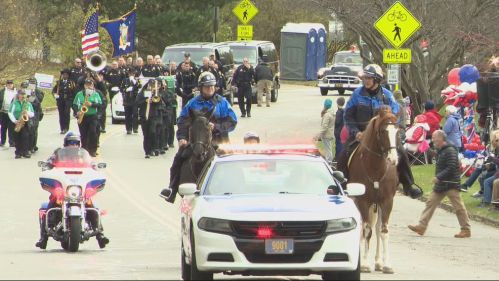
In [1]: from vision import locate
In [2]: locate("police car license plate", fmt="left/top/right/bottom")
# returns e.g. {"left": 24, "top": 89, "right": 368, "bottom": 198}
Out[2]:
{"left": 265, "top": 239, "right": 294, "bottom": 254}
{"left": 335, "top": 83, "right": 343, "bottom": 88}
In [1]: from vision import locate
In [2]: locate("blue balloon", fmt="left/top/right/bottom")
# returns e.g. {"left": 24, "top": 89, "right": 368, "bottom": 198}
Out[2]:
{"left": 458, "top": 64, "right": 480, "bottom": 83}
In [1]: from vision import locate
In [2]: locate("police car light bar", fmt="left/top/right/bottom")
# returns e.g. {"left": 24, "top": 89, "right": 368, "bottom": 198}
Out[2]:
{"left": 217, "top": 144, "right": 320, "bottom": 156}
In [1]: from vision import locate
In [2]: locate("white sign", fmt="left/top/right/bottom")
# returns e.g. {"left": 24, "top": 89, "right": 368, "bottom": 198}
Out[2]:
{"left": 34, "top": 73, "right": 54, "bottom": 89}
{"left": 387, "top": 68, "right": 399, "bottom": 84}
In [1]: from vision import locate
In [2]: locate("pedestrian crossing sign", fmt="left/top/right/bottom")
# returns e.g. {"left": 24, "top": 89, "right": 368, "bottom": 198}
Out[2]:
{"left": 374, "top": 1, "right": 421, "bottom": 49}
{"left": 233, "top": 0, "right": 259, "bottom": 25}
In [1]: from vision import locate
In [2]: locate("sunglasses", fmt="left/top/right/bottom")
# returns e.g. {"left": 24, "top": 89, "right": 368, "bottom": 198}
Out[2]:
{"left": 67, "top": 140, "right": 80, "bottom": 146}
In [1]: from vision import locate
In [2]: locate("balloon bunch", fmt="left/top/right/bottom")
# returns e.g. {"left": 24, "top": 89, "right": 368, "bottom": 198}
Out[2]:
{"left": 463, "top": 134, "right": 486, "bottom": 152}
{"left": 441, "top": 65, "right": 480, "bottom": 107}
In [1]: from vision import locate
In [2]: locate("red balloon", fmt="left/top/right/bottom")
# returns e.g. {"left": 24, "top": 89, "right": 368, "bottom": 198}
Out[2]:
{"left": 448, "top": 68, "right": 461, "bottom": 85}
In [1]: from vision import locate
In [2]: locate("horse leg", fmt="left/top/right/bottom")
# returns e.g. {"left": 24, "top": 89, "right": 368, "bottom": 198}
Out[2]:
{"left": 380, "top": 200, "right": 395, "bottom": 274}
{"left": 374, "top": 207, "right": 383, "bottom": 272}
{"left": 360, "top": 204, "right": 376, "bottom": 273}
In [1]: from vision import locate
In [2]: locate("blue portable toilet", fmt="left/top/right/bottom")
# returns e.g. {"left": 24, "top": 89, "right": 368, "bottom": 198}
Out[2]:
{"left": 280, "top": 23, "right": 325, "bottom": 81}
{"left": 316, "top": 27, "right": 327, "bottom": 69}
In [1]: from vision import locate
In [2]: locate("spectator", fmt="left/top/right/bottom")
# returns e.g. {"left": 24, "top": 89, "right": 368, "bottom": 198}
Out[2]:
{"left": 393, "top": 90, "right": 408, "bottom": 140}
{"left": 404, "top": 114, "right": 430, "bottom": 155}
{"left": 314, "top": 99, "right": 335, "bottom": 165}
{"left": 334, "top": 97, "right": 345, "bottom": 159}
{"left": 408, "top": 130, "right": 471, "bottom": 238}
{"left": 422, "top": 100, "right": 442, "bottom": 136}
{"left": 254, "top": 58, "right": 273, "bottom": 107}
{"left": 480, "top": 136, "right": 499, "bottom": 208}
{"left": 443, "top": 105, "right": 462, "bottom": 149}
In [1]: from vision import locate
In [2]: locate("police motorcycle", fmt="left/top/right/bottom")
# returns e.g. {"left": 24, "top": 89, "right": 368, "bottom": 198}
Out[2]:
{"left": 37, "top": 147, "right": 108, "bottom": 252}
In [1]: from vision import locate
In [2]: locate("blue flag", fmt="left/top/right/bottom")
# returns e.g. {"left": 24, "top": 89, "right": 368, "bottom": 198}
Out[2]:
{"left": 100, "top": 10, "right": 136, "bottom": 57}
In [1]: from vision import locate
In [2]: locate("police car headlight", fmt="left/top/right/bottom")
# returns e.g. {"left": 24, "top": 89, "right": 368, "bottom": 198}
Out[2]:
{"left": 198, "top": 217, "right": 232, "bottom": 234}
{"left": 66, "top": 185, "right": 82, "bottom": 200}
{"left": 325, "top": 218, "right": 357, "bottom": 233}
{"left": 322, "top": 77, "right": 328, "bottom": 83}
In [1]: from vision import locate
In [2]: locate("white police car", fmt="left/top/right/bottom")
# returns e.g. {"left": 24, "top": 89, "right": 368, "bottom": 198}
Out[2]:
{"left": 178, "top": 145, "right": 365, "bottom": 280}
{"left": 110, "top": 86, "right": 125, "bottom": 124}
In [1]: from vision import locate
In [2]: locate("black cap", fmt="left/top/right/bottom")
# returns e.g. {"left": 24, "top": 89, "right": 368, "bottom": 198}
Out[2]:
{"left": 20, "top": 81, "right": 29, "bottom": 88}
{"left": 60, "top": 68, "right": 71, "bottom": 75}
{"left": 6, "top": 80, "right": 14, "bottom": 84}
{"left": 184, "top": 52, "right": 191, "bottom": 58}
{"left": 17, "top": 89, "right": 26, "bottom": 95}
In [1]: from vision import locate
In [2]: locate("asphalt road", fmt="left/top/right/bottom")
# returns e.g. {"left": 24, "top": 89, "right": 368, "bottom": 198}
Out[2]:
{"left": 0, "top": 85, "right": 498, "bottom": 280}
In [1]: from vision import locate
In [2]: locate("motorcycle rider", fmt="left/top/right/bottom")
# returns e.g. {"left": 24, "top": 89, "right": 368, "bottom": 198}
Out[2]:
{"left": 35, "top": 132, "right": 110, "bottom": 249}
{"left": 159, "top": 72, "right": 238, "bottom": 203}
{"left": 337, "top": 64, "right": 423, "bottom": 199}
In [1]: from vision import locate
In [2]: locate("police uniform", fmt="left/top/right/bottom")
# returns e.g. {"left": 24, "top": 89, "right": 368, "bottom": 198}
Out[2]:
{"left": 233, "top": 64, "right": 255, "bottom": 117}
{"left": 52, "top": 69, "right": 76, "bottom": 133}
{"left": 120, "top": 75, "right": 139, "bottom": 134}
{"left": 136, "top": 81, "right": 164, "bottom": 158}
{"left": 176, "top": 67, "right": 197, "bottom": 108}
{"left": 160, "top": 88, "right": 177, "bottom": 151}
{"left": 104, "top": 68, "right": 125, "bottom": 100}
{"left": 69, "top": 67, "right": 86, "bottom": 87}
{"left": 141, "top": 64, "right": 161, "bottom": 78}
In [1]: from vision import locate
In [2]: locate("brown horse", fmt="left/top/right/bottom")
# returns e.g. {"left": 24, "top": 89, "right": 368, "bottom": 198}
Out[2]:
{"left": 348, "top": 107, "right": 400, "bottom": 274}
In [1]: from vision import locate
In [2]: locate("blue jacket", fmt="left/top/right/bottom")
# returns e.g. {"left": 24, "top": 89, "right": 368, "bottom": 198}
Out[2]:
{"left": 443, "top": 113, "right": 462, "bottom": 148}
{"left": 344, "top": 86, "right": 400, "bottom": 138}
{"left": 176, "top": 94, "right": 237, "bottom": 141}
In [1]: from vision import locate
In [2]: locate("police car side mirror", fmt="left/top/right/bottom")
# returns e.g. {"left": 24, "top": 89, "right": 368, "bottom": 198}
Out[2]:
{"left": 38, "top": 161, "right": 45, "bottom": 168}
{"left": 97, "top": 163, "right": 107, "bottom": 169}
{"left": 179, "top": 183, "right": 198, "bottom": 196}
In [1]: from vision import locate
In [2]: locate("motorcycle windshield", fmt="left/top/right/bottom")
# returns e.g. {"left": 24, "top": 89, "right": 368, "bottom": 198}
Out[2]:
{"left": 52, "top": 147, "right": 93, "bottom": 168}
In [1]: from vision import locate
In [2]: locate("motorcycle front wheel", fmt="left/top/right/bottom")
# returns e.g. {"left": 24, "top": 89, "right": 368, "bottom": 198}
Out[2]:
{"left": 68, "top": 216, "right": 81, "bottom": 252}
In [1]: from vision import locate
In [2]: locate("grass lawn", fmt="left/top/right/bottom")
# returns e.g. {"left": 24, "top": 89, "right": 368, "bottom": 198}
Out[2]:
{"left": 411, "top": 164, "right": 499, "bottom": 223}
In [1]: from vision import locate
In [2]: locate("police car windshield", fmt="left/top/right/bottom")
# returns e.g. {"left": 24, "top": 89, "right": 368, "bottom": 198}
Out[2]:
{"left": 204, "top": 160, "right": 337, "bottom": 196}
{"left": 230, "top": 46, "right": 258, "bottom": 65}
{"left": 162, "top": 48, "right": 213, "bottom": 67}
{"left": 333, "top": 52, "right": 362, "bottom": 64}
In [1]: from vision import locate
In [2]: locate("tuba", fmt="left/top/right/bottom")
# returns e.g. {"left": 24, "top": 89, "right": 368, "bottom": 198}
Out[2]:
{"left": 14, "top": 97, "right": 30, "bottom": 132}
{"left": 86, "top": 51, "right": 107, "bottom": 73}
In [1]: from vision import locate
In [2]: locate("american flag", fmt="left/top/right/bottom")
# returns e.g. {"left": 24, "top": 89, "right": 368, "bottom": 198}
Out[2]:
{"left": 81, "top": 11, "right": 100, "bottom": 56}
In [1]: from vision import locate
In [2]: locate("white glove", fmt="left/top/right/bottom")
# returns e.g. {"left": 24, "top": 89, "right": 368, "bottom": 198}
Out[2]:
{"left": 54, "top": 94, "right": 60, "bottom": 99}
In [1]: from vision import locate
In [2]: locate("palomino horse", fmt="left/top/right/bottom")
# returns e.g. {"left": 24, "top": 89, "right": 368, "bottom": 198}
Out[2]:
{"left": 348, "top": 107, "right": 400, "bottom": 274}
{"left": 179, "top": 110, "right": 216, "bottom": 186}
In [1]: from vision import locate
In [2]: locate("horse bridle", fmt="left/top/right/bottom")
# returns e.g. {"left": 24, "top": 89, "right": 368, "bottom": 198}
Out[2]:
{"left": 360, "top": 121, "right": 398, "bottom": 158}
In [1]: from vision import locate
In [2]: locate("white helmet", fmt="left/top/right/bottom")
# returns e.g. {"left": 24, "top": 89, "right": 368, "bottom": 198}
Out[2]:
{"left": 360, "top": 64, "right": 384, "bottom": 82}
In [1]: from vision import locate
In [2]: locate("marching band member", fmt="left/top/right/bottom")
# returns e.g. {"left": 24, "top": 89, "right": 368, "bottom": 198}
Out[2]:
{"left": 121, "top": 68, "right": 140, "bottom": 134}
{"left": 0, "top": 79, "right": 17, "bottom": 147}
{"left": 72, "top": 79, "right": 102, "bottom": 157}
{"left": 22, "top": 79, "right": 44, "bottom": 153}
{"left": 136, "top": 78, "right": 164, "bottom": 158}
{"left": 8, "top": 90, "right": 34, "bottom": 159}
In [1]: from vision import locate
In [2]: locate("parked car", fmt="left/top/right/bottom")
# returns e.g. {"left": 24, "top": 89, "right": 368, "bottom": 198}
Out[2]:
{"left": 178, "top": 144, "right": 364, "bottom": 280}
{"left": 110, "top": 86, "right": 125, "bottom": 124}
{"left": 226, "top": 40, "right": 280, "bottom": 103}
{"left": 161, "top": 42, "right": 235, "bottom": 103}
{"left": 318, "top": 50, "right": 363, "bottom": 96}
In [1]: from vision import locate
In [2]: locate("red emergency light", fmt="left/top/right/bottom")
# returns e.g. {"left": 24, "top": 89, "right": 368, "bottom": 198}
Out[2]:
{"left": 217, "top": 144, "right": 320, "bottom": 156}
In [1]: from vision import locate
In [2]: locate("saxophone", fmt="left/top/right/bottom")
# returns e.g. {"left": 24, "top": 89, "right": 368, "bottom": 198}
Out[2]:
{"left": 77, "top": 92, "right": 90, "bottom": 124}
{"left": 14, "top": 98, "right": 29, "bottom": 132}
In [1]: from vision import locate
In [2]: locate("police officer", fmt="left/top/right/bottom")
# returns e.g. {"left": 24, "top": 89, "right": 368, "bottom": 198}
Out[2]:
{"left": 72, "top": 79, "right": 102, "bottom": 157}
{"left": 135, "top": 57, "right": 145, "bottom": 77}
{"left": 69, "top": 58, "right": 86, "bottom": 86}
{"left": 136, "top": 78, "right": 164, "bottom": 158}
{"left": 52, "top": 69, "right": 76, "bottom": 134}
{"left": 142, "top": 55, "right": 161, "bottom": 77}
{"left": 338, "top": 64, "right": 423, "bottom": 199}
{"left": 22, "top": 79, "right": 44, "bottom": 153}
{"left": 159, "top": 79, "right": 177, "bottom": 152}
{"left": 196, "top": 57, "right": 220, "bottom": 82}
{"left": 104, "top": 60, "right": 125, "bottom": 101}
{"left": 176, "top": 62, "right": 198, "bottom": 108}
{"left": 160, "top": 72, "right": 238, "bottom": 203}
{"left": 233, "top": 57, "right": 255, "bottom": 117}
{"left": 177, "top": 52, "right": 198, "bottom": 73}
{"left": 121, "top": 68, "right": 139, "bottom": 134}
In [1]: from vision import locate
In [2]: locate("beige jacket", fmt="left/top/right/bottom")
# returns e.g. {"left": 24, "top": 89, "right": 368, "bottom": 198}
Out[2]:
{"left": 318, "top": 109, "right": 335, "bottom": 140}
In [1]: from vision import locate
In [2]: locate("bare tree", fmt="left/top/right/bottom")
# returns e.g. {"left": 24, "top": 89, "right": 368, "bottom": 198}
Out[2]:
{"left": 317, "top": 0, "right": 499, "bottom": 114}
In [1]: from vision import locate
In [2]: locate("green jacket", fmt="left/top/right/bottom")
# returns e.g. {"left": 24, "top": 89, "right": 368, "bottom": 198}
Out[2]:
{"left": 73, "top": 90, "right": 102, "bottom": 116}
{"left": 8, "top": 99, "right": 34, "bottom": 122}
